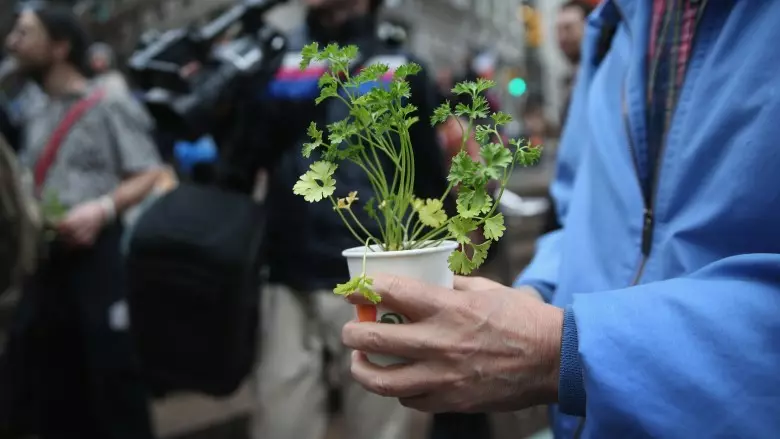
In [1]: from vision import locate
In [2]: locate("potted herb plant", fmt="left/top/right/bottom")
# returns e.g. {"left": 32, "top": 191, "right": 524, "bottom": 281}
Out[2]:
{"left": 293, "top": 43, "right": 541, "bottom": 365}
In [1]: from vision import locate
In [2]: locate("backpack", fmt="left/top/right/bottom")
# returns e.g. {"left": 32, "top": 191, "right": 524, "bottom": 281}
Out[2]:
{"left": 125, "top": 183, "right": 265, "bottom": 397}
{"left": 0, "top": 135, "right": 38, "bottom": 296}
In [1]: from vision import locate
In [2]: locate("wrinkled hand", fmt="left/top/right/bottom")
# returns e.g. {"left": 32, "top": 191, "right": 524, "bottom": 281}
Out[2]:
{"left": 57, "top": 201, "right": 106, "bottom": 247}
{"left": 342, "top": 275, "right": 563, "bottom": 413}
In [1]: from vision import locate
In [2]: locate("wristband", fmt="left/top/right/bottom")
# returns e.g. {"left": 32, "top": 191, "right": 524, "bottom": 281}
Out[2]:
{"left": 97, "top": 195, "right": 117, "bottom": 224}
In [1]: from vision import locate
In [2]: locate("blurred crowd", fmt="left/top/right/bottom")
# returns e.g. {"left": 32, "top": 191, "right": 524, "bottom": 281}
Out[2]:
{"left": 5, "top": 0, "right": 774, "bottom": 439}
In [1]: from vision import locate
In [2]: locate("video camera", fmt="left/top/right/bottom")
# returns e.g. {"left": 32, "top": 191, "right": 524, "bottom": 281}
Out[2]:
{"left": 128, "top": 0, "right": 288, "bottom": 141}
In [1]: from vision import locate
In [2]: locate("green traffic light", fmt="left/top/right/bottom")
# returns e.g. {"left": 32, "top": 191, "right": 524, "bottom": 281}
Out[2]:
{"left": 508, "top": 78, "right": 527, "bottom": 97}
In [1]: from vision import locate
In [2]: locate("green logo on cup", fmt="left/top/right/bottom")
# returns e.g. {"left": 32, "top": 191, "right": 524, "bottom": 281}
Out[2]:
{"left": 379, "top": 313, "right": 404, "bottom": 324}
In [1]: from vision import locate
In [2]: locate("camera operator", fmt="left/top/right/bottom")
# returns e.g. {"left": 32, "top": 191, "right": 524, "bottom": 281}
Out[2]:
{"left": 233, "top": 1, "right": 453, "bottom": 438}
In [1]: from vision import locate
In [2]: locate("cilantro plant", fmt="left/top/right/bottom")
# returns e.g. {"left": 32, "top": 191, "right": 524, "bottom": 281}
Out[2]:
{"left": 41, "top": 189, "right": 67, "bottom": 242}
{"left": 293, "top": 43, "right": 541, "bottom": 303}
{"left": 42, "top": 189, "right": 67, "bottom": 223}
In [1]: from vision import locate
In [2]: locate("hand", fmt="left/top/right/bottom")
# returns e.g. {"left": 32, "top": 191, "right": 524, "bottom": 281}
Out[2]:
{"left": 342, "top": 275, "right": 563, "bottom": 413}
{"left": 57, "top": 200, "right": 107, "bottom": 247}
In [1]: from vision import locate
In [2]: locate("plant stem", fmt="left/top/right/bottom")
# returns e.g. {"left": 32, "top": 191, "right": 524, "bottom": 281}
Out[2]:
{"left": 346, "top": 206, "right": 380, "bottom": 244}
{"left": 409, "top": 219, "right": 427, "bottom": 244}
{"left": 329, "top": 196, "right": 367, "bottom": 244}
{"left": 354, "top": 156, "right": 386, "bottom": 199}
{"left": 411, "top": 223, "right": 450, "bottom": 248}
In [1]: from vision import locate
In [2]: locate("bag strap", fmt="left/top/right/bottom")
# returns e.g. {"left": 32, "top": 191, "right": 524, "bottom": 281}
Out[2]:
{"left": 33, "top": 88, "right": 106, "bottom": 196}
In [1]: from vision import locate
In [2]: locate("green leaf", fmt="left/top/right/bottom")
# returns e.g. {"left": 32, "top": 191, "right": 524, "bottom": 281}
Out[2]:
{"left": 471, "top": 241, "right": 491, "bottom": 268}
{"left": 454, "top": 102, "right": 471, "bottom": 118}
{"left": 451, "top": 82, "right": 473, "bottom": 96}
{"left": 469, "top": 95, "right": 490, "bottom": 119}
{"left": 510, "top": 138, "right": 543, "bottom": 166}
{"left": 448, "top": 217, "right": 477, "bottom": 244}
{"left": 448, "top": 250, "right": 473, "bottom": 275}
{"left": 327, "top": 120, "right": 359, "bottom": 147}
{"left": 334, "top": 274, "right": 381, "bottom": 304}
{"left": 456, "top": 187, "right": 492, "bottom": 219}
{"left": 413, "top": 198, "right": 448, "bottom": 228}
{"left": 447, "top": 241, "right": 492, "bottom": 275}
{"left": 483, "top": 213, "right": 506, "bottom": 241}
{"left": 519, "top": 145, "right": 543, "bottom": 166}
{"left": 394, "top": 63, "right": 421, "bottom": 79}
{"left": 475, "top": 78, "right": 496, "bottom": 94}
{"left": 481, "top": 143, "right": 513, "bottom": 179}
{"left": 448, "top": 151, "right": 478, "bottom": 184}
{"left": 390, "top": 80, "right": 412, "bottom": 99}
{"left": 475, "top": 125, "right": 492, "bottom": 144}
{"left": 315, "top": 83, "right": 338, "bottom": 105}
{"left": 293, "top": 161, "right": 337, "bottom": 202}
{"left": 318, "top": 72, "right": 337, "bottom": 88}
{"left": 353, "top": 63, "right": 388, "bottom": 84}
{"left": 300, "top": 42, "right": 320, "bottom": 69}
{"left": 42, "top": 189, "right": 67, "bottom": 222}
{"left": 431, "top": 101, "right": 452, "bottom": 126}
{"left": 491, "top": 111, "right": 512, "bottom": 126}
{"left": 341, "top": 45, "right": 359, "bottom": 65}
{"left": 302, "top": 122, "right": 324, "bottom": 158}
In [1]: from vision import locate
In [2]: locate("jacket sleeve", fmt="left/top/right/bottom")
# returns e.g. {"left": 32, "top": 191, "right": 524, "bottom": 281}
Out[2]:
{"left": 568, "top": 254, "right": 780, "bottom": 438}
{"left": 513, "top": 58, "right": 590, "bottom": 300}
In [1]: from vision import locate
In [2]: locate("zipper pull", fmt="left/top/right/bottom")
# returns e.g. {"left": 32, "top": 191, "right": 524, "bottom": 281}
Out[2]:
{"left": 641, "top": 208, "right": 654, "bottom": 256}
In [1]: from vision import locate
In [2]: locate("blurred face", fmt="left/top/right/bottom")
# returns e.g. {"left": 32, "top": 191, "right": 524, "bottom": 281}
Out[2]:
{"left": 556, "top": 6, "right": 586, "bottom": 63}
{"left": 5, "top": 10, "right": 68, "bottom": 78}
{"left": 90, "top": 53, "right": 108, "bottom": 74}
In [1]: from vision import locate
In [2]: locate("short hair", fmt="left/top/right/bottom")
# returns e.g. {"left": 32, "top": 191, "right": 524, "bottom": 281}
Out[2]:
{"left": 560, "top": 0, "right": 594, "bottom": 17}
{"left": 25, "top": 2, "right": 93, "bottom": 75}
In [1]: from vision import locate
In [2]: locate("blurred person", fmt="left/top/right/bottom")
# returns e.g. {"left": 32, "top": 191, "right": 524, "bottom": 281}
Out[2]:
{"left": 88, "top": 41, "right": 130, "bottom": 97}
{"left": 556, "top": 1, "right": 592, "bottom": 122}
{"left": 234, "top": 0, "right": 453, "bottom": 438}
{"left": 340, "top": 1, "right": 780, "bottom": 439}
{"left": 0, "top": 132, "right": 36, "bottom": 297}
{"left": 2, "top": 4, "right": 161, "bottom": 438}
{"left": 542, "top": 2, "right": 593, "bottom": 237}
{"left": 0, "top": 54, "right": 47, "bottom": 151}
{"left": 521, "top": 95, "right": 548, "bottom": 149}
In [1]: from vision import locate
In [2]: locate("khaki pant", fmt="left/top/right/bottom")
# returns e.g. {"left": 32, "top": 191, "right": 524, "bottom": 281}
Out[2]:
{"left": 252, "top": 284, "right": 411, "bottom": 439}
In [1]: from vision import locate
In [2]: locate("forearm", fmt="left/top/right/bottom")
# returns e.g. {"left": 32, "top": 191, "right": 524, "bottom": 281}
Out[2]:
{"left": 110, "top": 169, "right": 163, "bottom": 214}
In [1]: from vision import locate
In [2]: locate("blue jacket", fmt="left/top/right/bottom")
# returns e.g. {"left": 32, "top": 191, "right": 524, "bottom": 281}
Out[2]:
{"left": 516, "top": 1, "right": 780, "bottom": 437}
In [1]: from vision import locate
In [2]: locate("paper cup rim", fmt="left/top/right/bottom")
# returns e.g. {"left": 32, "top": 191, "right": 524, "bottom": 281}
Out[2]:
{"left": 342, "top": 240, "right": 459, "bottom": 259}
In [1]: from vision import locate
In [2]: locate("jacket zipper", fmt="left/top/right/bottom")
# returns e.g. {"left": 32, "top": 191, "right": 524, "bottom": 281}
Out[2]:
{"left": 613, "top": 1, "right": 658, "bottom": 287}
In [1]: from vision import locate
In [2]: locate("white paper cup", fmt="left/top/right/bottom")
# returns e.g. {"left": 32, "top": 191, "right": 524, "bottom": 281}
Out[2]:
{"left": 342, "top": 241, "right": 459, "bottom": 366}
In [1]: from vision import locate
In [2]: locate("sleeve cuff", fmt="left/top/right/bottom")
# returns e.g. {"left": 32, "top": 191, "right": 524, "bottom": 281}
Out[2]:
{"left": 559, "top": 306, "right": 586, "bottom": 416}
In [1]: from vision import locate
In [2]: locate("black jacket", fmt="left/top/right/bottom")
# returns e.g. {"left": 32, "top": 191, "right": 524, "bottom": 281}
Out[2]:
{"left": 232, "top": 16, "right": 452, "bottom": 291}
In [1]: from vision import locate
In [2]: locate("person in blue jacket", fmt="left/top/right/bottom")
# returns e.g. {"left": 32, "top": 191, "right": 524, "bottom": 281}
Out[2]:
{"left": 338, "top": 1, "right": 780, "bottom": 438}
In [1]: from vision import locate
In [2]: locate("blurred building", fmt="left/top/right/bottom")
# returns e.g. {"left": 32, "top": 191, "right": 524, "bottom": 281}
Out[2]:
{"left": 382, "top": 0, "right": 571, "bottom": 125}
{"left": 78, "top": 0, "right": 302, "bottom": 58}
{"left": 383, "top": 0, "right": 526, "bottom": 71}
